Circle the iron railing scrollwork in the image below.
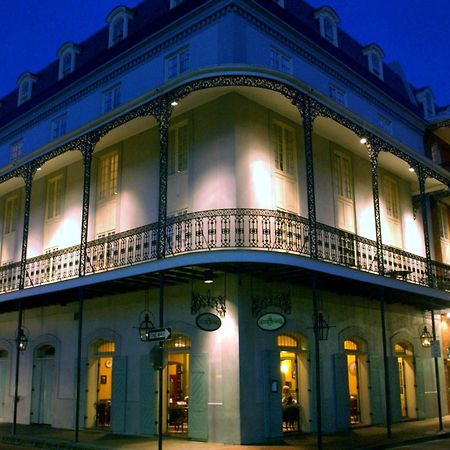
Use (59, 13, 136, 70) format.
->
(0, 209, 447, 295)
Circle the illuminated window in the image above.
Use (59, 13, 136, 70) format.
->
(333, 152, 353, 201)
(169, 121, 188, 175)
(102, 84, 121, 113)
(394, 342, 413, 356)
(10, 139, 23, 163)
(51, 114, 67, 139)
(277, 333, 307, 351)
(3, 195, 18, 235)
(438, 203, 449, 240)
(270, 48, 292, 73)
(383, 176, 400, 220)
(98, 152, 119, 201)
(45, 174, 64, 220)
(344, 340, 358, 352)
(93, 340, 116, 355)
(166, 333, 191, 350)
(166, 48, 189, 80)
(273, 120, 295, 176)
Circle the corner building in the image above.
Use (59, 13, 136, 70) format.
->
(0, 0, 450, 444)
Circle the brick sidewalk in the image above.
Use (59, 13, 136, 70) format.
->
(0, 417, 449, 450)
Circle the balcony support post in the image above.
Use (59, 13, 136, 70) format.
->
(12, 301, 23, 435)
(369, 144, 384, 275)
(297, 97, 318, 259)
(78, 134, 97, 277)
(431, 308, 444, 431)
(417, 167, 434, 287)
(155, 99, 172, 260)
(18, 163, 36, 289)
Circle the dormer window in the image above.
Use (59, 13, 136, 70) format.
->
(107, 6, 134, 48)
(362, 44, 384, 80)
(57, 43, 80, 80)
(416, 88, 436, 119)
(17, 72, 37, 106)
(314, 6, 339, 47)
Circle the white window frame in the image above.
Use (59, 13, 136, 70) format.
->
(438, 203, 449, 240)
(3, 195, 19, 235)
(97, 151, 120, 202)
(377, 113, 393, 135)
(431, 143, 442, 164)
(270, 47, 292, 73)
(416, 88, 435, 119)
(51, 114, 67, 140)
(17, 72, 37, 106)
(314, 7, 339, 47)
(57, 43, 80, 80)
(383, 175, 400, 221)
(107, 7, 134, 48)
(272, 119, 296, 177)
(102, 84, 121, 113)
(165, 47, 189, 80)
(169, 121, 189, 175)
(329, 83, 347, 106)
(10, 139, 23, 163)
(45, 174, 64, 221)
(362, 44, 384, 80)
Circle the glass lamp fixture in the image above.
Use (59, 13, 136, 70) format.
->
(204, 270, 214, 284)
(359, 137, 367, 144)
(137, 311, 155, 342)
(16, 327, 29, 351)
(313, 312, 331, 341)
(420, 326, 432, 348)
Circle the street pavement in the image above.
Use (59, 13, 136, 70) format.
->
(390, 437, 450, 449)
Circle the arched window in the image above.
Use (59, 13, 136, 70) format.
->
(314, 6, 339, 47)
(107, 7, 134, 48)
(17, 72, 37, 106)
(57, 43, 80, 80)
(35, 344, 55, 358)
(362, 44, 384, 80)
(166, 333, 191, 350)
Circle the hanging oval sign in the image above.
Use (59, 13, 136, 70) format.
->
(257, 312, 286, 331)
(196, 313, 222, 332)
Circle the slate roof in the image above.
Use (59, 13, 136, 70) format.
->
(0, 0, 423, 130)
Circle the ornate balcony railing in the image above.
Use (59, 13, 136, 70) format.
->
(0, 209, 448, 294)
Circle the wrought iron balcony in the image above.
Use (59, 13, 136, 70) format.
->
(0, 209, 449, 294)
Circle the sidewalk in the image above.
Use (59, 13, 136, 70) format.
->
(1, 417, 450, 450)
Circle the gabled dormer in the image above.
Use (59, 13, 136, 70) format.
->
(107, 6, 134, 48)
(57, 42, 80, 80)
(416, 87, 436, 119)
(314, 6, 339, 47)
(362, 44, 384, 80)
(17, 72, 38, 106)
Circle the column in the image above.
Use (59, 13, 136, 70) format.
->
(368, 144, 385, 275)
(417, 166, 434, 287)
(298, 96, 318, 259)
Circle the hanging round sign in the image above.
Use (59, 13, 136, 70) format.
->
(257, 312, 286, 331)
(196, 312, 222, 332)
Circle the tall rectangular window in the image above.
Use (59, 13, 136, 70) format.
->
(438, 203, 449, 240)
(98, 152, 119, 201)
(333, 152, 353, 201)
(169, 122, 189, 175)
(51, 114, 67, 139)
(166, 48, 189, 80)
(383, 176, 400, 220)
(273, 120, 295, 176)
(103, 84, 121, 113)
(329, 84, 347, 106)
(377, 114, 393, 135)
(3, 195, 18, 235)
(45, 174, 64, 220)
(270, 48, 291, 73)
(10, 139, 23, 163)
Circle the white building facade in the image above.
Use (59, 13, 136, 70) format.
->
(0, 0, 449, 445)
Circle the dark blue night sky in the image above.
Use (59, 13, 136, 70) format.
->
(0, 0, 449, 107)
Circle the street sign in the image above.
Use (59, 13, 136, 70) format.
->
(145, 327, 172, 342)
